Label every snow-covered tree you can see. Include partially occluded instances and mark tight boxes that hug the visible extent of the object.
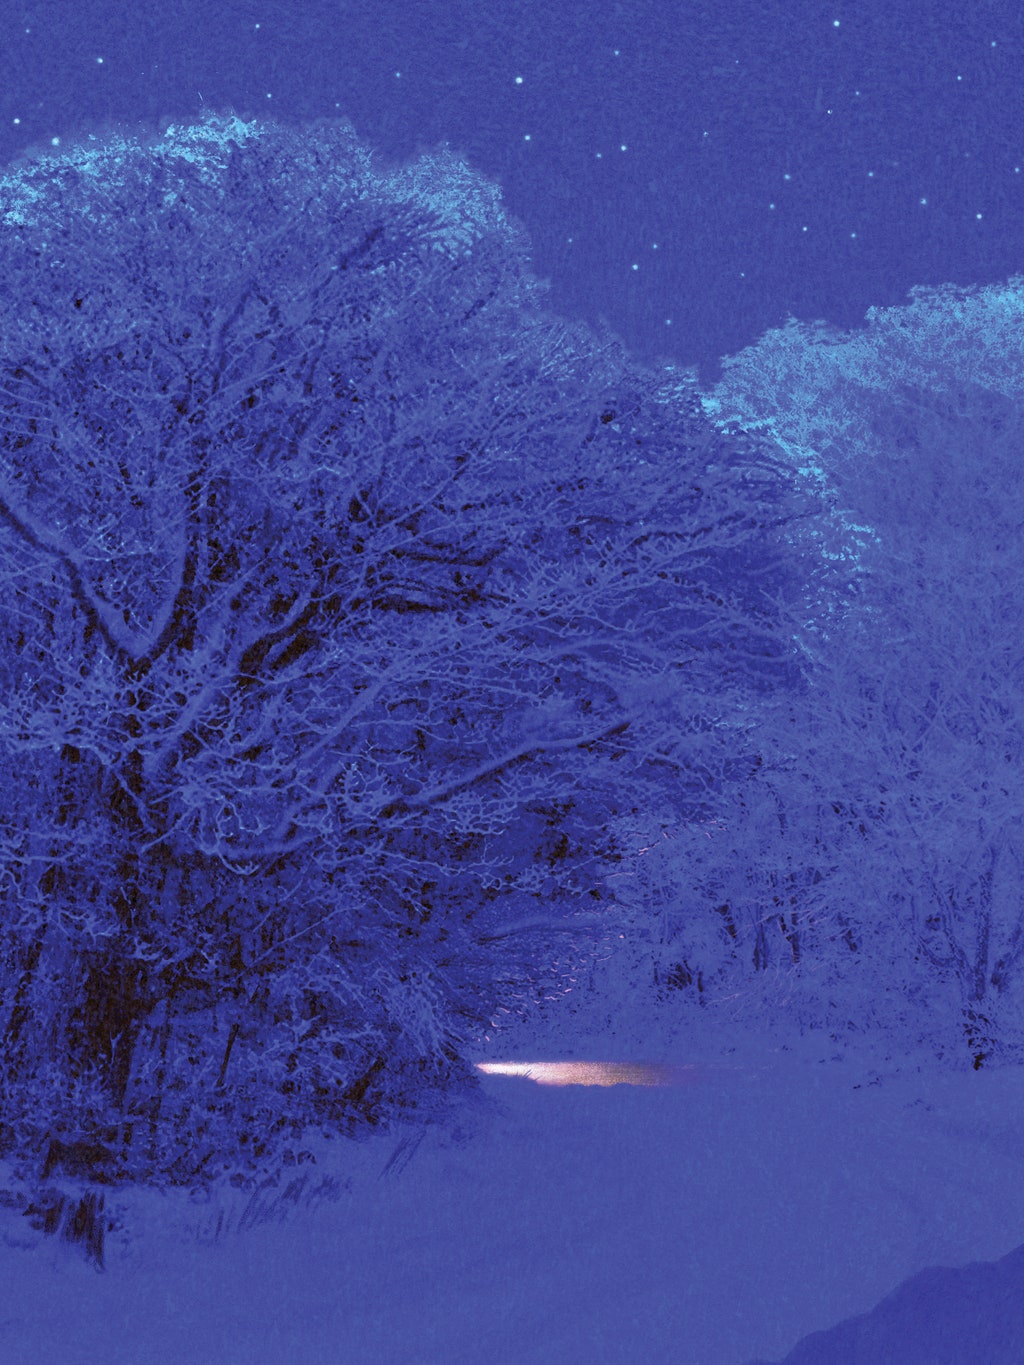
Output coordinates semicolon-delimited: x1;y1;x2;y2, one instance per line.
635;281;1024;1066
0;112;821;1200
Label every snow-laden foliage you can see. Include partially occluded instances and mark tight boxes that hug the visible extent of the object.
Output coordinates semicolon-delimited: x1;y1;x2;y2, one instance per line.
614;283;1024;1068
0;113;820;1196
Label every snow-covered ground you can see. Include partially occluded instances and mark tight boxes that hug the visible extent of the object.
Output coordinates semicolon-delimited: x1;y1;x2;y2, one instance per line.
3;1009;1024;1364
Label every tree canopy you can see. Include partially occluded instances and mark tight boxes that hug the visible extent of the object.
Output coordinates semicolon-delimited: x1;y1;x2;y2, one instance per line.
0;111;822;1218
626;280;1024;1068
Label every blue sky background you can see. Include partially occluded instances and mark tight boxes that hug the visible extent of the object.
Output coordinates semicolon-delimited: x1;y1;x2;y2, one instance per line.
2;0;1021;388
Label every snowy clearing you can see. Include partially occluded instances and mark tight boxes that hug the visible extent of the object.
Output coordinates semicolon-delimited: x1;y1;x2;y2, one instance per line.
2;1014;1023;1364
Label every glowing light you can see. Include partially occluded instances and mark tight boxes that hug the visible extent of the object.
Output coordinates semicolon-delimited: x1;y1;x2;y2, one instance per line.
475;1061;700;1087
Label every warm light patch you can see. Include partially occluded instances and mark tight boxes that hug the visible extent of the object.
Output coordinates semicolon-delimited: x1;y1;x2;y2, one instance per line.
475;1061;699;1087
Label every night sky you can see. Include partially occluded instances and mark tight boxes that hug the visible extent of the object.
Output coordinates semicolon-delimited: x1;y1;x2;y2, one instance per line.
2;0;1021;387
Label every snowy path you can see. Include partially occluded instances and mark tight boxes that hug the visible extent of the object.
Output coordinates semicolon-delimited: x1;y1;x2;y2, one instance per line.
3;1028;1024;1363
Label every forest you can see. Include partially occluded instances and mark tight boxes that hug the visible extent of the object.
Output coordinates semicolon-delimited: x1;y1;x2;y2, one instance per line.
0;112;1020;1262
